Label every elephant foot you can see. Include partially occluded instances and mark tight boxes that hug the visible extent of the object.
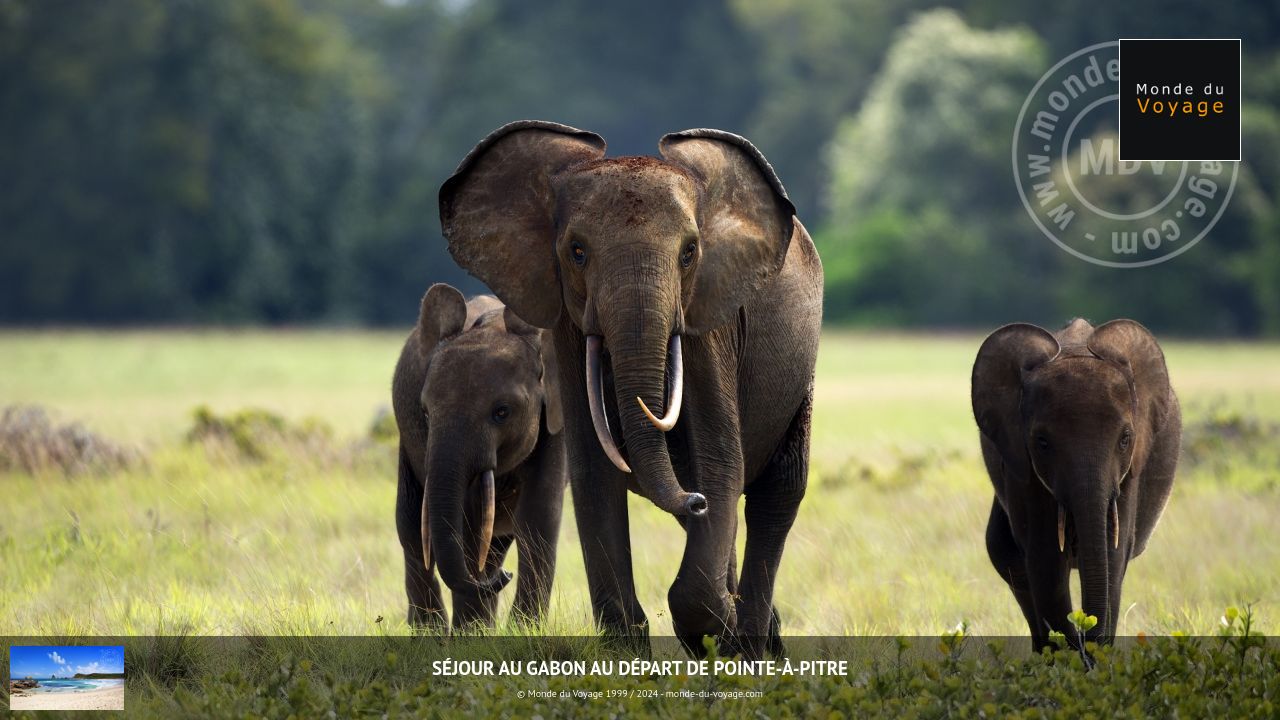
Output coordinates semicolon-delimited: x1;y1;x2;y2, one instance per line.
407;605;448;633
716;633;745;659
767;606;784;657
449;588;503;631
719;608;783;660
594;603;651;657
669;582;736;659
672;604;736;659
600;629;652;659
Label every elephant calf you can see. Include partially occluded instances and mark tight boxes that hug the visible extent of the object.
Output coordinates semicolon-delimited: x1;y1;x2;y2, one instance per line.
392;283;566;629
972;318;1180;649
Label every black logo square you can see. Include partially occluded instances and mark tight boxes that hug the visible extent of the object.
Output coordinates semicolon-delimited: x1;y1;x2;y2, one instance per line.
1119;39;1241;161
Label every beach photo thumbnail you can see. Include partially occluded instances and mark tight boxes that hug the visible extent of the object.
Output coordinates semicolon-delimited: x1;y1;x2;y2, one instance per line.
7;645;124;711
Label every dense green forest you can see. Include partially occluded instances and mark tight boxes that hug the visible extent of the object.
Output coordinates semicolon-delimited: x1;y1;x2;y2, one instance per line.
1;0;1277;334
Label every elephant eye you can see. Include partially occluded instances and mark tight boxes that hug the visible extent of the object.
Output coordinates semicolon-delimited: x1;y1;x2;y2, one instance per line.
1119;430;1132;451
1036;435;1050;451
680;240;697;268
570;241;587;266
491;403;511;424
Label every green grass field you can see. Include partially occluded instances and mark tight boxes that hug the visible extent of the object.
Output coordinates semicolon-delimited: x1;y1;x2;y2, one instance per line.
2;329;1278;639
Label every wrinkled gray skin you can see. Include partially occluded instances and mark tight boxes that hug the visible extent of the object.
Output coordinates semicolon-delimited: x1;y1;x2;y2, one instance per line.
392;283;566;630
972;318;1180;650
438;121;823;658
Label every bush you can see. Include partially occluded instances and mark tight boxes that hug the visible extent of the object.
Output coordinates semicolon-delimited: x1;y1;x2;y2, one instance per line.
186;405;335;462
185;405;393;472
1182;406;1280;492
1184;408;1280;466
0;405;140;476
368;405;399;445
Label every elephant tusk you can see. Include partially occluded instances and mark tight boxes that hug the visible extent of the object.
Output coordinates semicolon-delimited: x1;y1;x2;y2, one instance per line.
636;335;683;432
1110;497;1120;550
476;469;496;575
420;484;431;572
1057;504;1066;553
586;335;631;473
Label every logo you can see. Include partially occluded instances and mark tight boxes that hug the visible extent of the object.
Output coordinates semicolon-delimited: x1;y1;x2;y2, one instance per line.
1012;42;1238;268
1119;39;1241;161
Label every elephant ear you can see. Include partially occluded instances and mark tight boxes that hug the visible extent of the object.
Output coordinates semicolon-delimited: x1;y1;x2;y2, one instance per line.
418;283;468;362
501;306;562;435
971;323;1061;480
1088;319;1173;461
658;129;796;333
440;121;607;329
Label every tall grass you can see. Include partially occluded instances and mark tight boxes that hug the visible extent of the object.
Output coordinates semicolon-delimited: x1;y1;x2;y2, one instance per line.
1;330;1278;637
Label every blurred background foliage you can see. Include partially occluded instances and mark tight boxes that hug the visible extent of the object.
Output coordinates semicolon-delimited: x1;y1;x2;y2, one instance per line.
1;0;1277;334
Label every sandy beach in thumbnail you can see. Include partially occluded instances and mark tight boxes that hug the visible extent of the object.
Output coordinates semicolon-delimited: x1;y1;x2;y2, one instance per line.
9;683;125;711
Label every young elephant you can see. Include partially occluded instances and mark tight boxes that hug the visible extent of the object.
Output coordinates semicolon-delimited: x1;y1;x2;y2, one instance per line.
972;318;1180;649
392;283;566;630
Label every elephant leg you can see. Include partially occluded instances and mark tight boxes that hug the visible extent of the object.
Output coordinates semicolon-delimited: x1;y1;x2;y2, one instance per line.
402;549;447;631
396;445;447;630
1023;522;1073;652
672;511;744;654
452;535;514;629
726;539;739;604
985;498;1036;645
670;510;738;604
735;390;812;659
715;528;754;658
401;550;446;631
1107;558;1129;641
673;512;749;661
667;373;746;658
556;324;647;646
1105;500;1132;641
512;432;567;625
669;485;741;657
569;455;647;642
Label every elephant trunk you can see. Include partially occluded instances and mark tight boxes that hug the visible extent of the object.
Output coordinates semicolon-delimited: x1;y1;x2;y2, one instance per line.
425;443;509;596
611;339;706;517
586;334;686;466
1073;486;1113;644
636;335;683;431
584;257;705;517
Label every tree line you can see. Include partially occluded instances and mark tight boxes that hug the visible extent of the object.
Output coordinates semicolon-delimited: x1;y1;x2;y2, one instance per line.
1;0;1277;334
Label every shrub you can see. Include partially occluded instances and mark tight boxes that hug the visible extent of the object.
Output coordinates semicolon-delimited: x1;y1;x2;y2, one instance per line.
1182;406;1280;492
185;405;393;472
0;405;140;476
187;405;333;462
368;405;398;445
1184;408;1280;466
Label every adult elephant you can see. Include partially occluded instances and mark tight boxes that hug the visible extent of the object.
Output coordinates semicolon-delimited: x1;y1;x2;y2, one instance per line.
439;121;823;656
